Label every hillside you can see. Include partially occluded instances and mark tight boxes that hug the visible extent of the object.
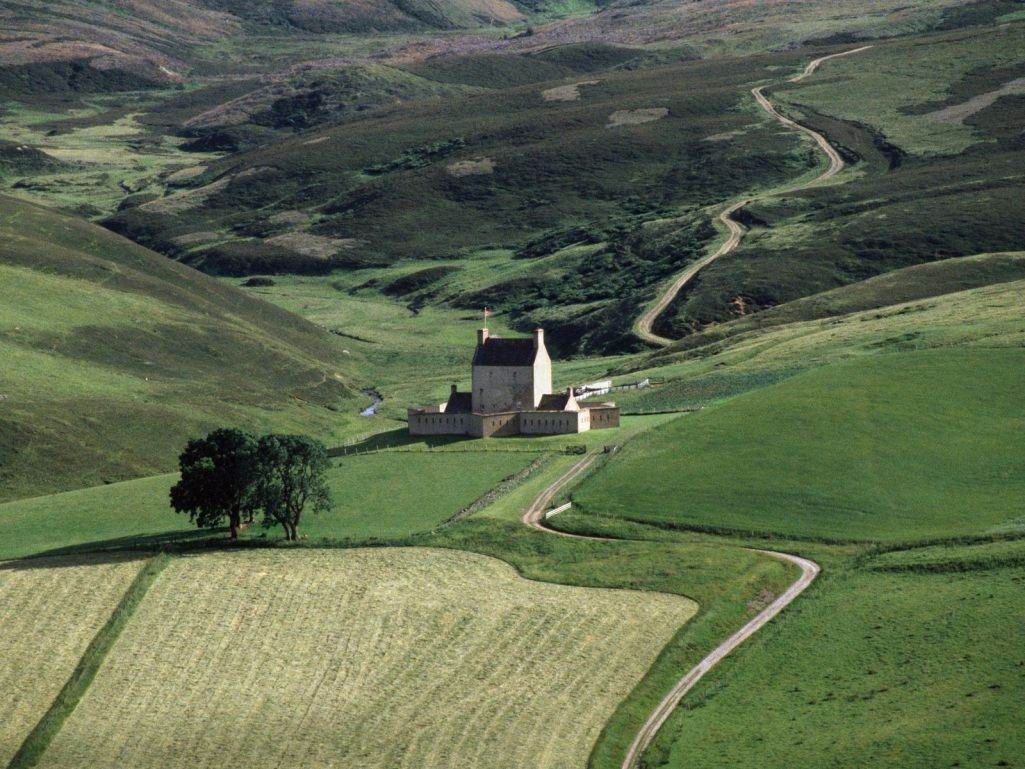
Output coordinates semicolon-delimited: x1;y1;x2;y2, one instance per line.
576;349;1025;542
104;50;820;355
0;0;529;97
0;195;357;501
653;21;1025;336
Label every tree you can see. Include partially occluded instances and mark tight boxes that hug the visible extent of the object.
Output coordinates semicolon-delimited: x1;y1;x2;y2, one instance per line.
256;434;331;541
170;428;260;540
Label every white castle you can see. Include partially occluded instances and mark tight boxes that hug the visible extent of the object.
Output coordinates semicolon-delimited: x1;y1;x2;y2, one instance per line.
408;328;619;438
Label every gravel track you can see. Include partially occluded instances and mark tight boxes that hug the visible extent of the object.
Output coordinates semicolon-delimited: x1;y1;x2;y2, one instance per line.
633;46;873;346
521;451;820;769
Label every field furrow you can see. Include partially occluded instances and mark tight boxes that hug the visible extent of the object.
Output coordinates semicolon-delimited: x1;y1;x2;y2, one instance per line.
34;548;695;769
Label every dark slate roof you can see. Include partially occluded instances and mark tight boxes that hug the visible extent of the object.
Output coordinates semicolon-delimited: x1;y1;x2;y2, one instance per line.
537;392;572;411
445;390;473;413
471;337;537;367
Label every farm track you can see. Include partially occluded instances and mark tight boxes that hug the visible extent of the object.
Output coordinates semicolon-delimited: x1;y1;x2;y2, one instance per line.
523;452;820;769
634;46;874;346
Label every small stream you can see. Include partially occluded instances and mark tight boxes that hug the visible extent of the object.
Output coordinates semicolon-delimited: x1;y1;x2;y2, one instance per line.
360;388;384;417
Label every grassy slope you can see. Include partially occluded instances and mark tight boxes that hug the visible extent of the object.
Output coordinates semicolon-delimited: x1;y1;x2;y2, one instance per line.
656;251;1025;354
105;51;815;353
0;195;360;501
642;550;1025;769
576;349;1025;542
612;271;1025;414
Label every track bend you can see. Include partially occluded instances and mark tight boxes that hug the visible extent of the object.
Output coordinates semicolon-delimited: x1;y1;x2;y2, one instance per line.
634;46;873;347
522;454;820;769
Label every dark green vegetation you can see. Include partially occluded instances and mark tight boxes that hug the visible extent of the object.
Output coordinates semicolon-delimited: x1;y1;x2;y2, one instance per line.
106;51;817;353
6;555;167;769
0;140;65;177
0;195;357;501
170;428;333;542
576;350;1025;542
651;251;1025;356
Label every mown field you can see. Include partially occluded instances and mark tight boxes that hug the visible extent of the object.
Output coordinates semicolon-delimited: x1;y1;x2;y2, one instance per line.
0;451;539;560
0;555;146;766
33;548;695;769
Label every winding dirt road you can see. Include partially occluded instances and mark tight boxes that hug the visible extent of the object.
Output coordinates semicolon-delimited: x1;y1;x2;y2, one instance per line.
523;452;819;769
633;46;873;346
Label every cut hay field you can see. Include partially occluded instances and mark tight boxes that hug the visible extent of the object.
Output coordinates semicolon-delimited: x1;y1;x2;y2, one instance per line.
0;555;146;766
0;451;539;560
33;548;696;769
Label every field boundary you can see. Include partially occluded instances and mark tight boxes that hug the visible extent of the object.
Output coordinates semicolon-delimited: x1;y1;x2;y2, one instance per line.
7;555;170;769
446;453;555;523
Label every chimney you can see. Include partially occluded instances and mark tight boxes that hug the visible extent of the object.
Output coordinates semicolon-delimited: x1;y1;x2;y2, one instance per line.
477;328;490;345
533;328;544;348
451;384;458;395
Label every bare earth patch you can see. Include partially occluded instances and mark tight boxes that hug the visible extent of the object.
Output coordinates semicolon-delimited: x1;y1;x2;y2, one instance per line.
446;157;495;177
607;107;669;128
926;78;1025;124
140;178;229;214
166;165;208;183
542;80;601;102
171;231;223;247
266;232;357;259
269;209;312;227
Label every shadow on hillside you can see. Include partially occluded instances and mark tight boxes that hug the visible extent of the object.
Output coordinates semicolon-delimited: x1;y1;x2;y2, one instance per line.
330;428;473;454
0;528;225;570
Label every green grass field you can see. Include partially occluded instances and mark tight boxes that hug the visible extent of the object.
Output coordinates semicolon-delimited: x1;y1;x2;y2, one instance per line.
0;555;146;766
643;556;1025;769
575;349;1025;542
34;548;695;769
0;451;540;560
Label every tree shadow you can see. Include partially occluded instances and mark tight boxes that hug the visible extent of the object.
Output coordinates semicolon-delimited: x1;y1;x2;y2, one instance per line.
329;428;473;454
0;528;227;570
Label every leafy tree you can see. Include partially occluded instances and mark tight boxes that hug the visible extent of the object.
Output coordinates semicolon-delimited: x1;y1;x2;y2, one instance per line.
256;434;331;541
170;428;260;540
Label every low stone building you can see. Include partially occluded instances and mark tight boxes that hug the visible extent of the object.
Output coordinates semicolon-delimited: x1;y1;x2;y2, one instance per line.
409;328;619;438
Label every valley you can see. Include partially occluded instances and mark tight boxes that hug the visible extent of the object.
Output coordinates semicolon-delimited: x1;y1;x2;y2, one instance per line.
1;1;1023;768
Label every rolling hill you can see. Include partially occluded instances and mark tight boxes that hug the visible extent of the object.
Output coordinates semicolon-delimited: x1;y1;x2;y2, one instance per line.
0;195;357;501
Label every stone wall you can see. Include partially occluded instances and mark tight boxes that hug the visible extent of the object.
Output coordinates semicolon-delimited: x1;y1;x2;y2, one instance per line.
472;365;535;413
408;411;471;436
588;406;620;430
520;411;586;435
471;412;521;438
